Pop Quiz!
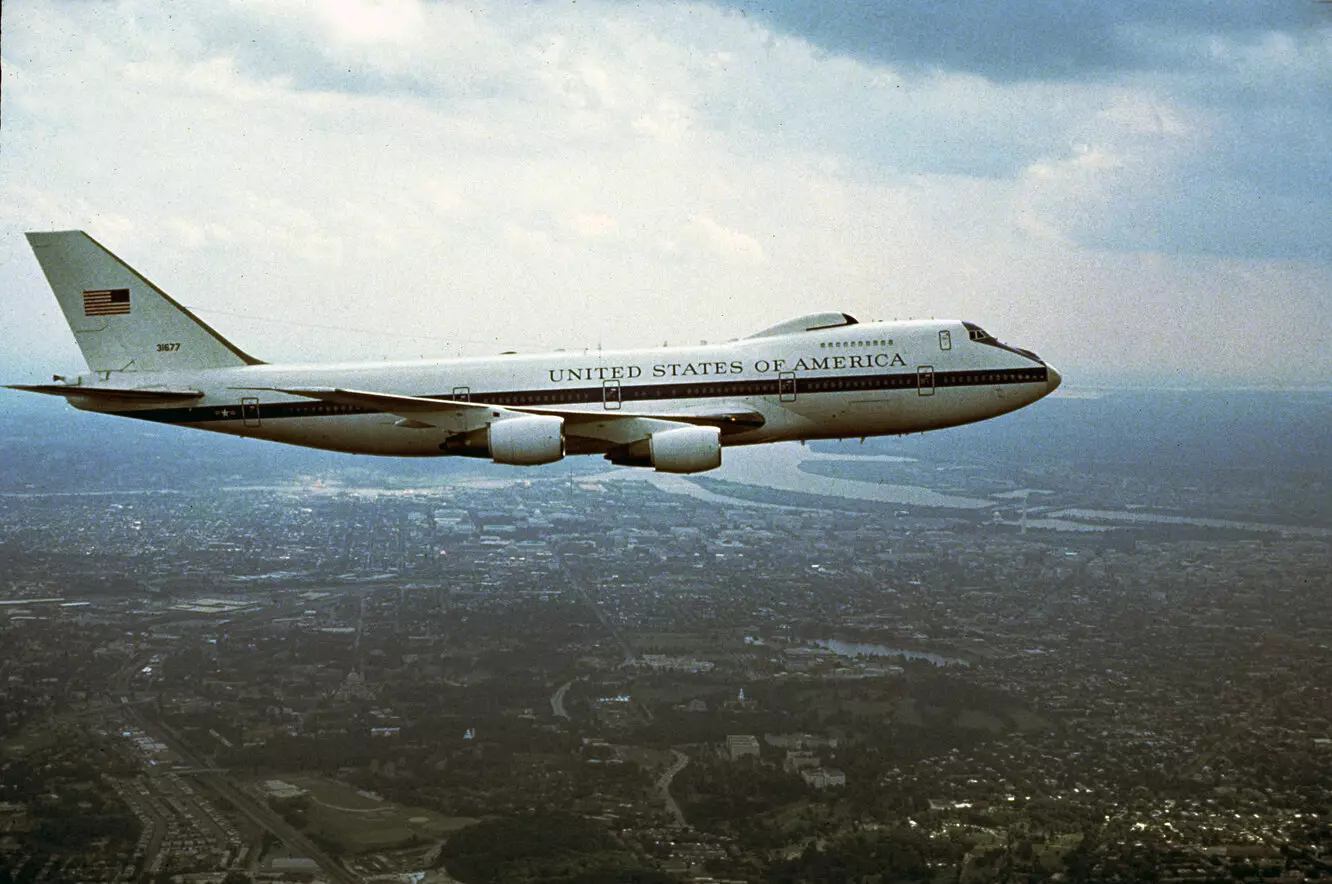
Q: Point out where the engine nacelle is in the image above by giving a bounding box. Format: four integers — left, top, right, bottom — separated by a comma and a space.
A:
649, 426, 722, 474
487, 415, 565, 466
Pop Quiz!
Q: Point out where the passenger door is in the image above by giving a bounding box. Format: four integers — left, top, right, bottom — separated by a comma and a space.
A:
917, 366, 935, 397
602, 380, 622, 410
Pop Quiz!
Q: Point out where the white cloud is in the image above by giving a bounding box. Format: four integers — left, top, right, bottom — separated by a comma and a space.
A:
0, 0, 1328, 386
683, 215, 765, 264
1010, 91, 1215, 254
316, 0, 427, 45
565, 212, 618, 239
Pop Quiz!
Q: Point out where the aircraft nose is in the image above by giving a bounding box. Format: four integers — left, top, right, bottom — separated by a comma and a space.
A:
1045, 365, 1062, 394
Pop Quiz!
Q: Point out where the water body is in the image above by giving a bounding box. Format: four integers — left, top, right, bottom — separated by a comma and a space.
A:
597, 469, 805, 510
593, 443, 993, 511
1043, 508, 1332, 538
814, 638, 969, 667
700, 442, 993, 510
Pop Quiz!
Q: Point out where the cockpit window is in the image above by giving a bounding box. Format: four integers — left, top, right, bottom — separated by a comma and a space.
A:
963, 322, 993, 342
962, 321, 1041, 362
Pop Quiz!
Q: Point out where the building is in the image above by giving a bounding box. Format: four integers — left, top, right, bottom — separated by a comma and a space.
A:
801, 767, 847, 789
784, 750, 820, 773
726, 734, 760, 761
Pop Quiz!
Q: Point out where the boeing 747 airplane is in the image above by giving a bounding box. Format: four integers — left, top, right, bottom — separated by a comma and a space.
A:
10, 231, 1060, 473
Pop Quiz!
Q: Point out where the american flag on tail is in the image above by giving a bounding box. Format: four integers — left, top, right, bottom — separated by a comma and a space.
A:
83, 288, 131, 316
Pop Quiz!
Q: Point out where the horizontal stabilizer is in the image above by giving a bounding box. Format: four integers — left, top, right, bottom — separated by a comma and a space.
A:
7, 383, 204, 401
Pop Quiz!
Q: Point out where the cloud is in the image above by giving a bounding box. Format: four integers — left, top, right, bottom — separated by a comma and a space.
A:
0, 0, 1329, 387
315, 0, 427, 45
684, 215, 765, 264
701, 0, 1332, 82
566, 212, 618, 239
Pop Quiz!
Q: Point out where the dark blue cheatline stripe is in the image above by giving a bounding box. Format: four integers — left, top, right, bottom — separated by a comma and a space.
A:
113, 366, 1050, 424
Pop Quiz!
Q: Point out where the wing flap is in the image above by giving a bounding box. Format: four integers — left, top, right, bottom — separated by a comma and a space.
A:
601, 409, 766, 434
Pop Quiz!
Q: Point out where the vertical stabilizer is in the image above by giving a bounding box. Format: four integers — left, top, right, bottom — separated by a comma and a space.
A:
25, 231, 262, 373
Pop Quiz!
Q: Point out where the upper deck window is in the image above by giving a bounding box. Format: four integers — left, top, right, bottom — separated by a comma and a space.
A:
819, 338, 893, 349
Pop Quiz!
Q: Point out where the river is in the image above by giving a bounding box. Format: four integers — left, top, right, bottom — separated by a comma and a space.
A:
814, 639, 969, 667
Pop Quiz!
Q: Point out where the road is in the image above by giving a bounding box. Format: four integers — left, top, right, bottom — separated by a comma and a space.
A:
550, 679, 573, 720
72, 598, 370, 882
657, 749, 690, 829
120, 703, 361, 884
560, 560, 636, 663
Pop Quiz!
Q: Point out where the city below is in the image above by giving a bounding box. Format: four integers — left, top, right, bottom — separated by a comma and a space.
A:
1, 388, 1329, 884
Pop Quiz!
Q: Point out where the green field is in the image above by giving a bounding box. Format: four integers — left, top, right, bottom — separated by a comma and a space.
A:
288, 774, 477, 853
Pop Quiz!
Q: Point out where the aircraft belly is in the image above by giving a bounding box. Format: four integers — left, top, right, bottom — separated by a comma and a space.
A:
796, 381, 1048, 437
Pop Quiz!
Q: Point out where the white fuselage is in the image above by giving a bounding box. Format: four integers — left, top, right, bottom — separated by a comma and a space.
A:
79, 318, 1059, 461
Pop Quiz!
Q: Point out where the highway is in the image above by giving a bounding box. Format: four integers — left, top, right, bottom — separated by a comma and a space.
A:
108, 651, 360, 883
656, 749, 691, 829
125, 705, 362, 884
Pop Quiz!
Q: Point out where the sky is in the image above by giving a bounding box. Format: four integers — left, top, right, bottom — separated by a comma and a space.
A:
2, 0, 1330, 388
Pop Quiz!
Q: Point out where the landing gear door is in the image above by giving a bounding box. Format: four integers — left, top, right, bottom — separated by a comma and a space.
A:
241, 397, 262, 427
778, 371, 797, 403
917, 366, 935, 397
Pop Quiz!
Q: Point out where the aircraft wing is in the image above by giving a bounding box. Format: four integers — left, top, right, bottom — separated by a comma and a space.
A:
243, 387, 522, 434
248, 386, 763, 445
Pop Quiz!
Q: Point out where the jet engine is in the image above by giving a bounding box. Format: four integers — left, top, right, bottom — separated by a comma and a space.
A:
487, 415, 565, 465
647, 425, 722, 474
